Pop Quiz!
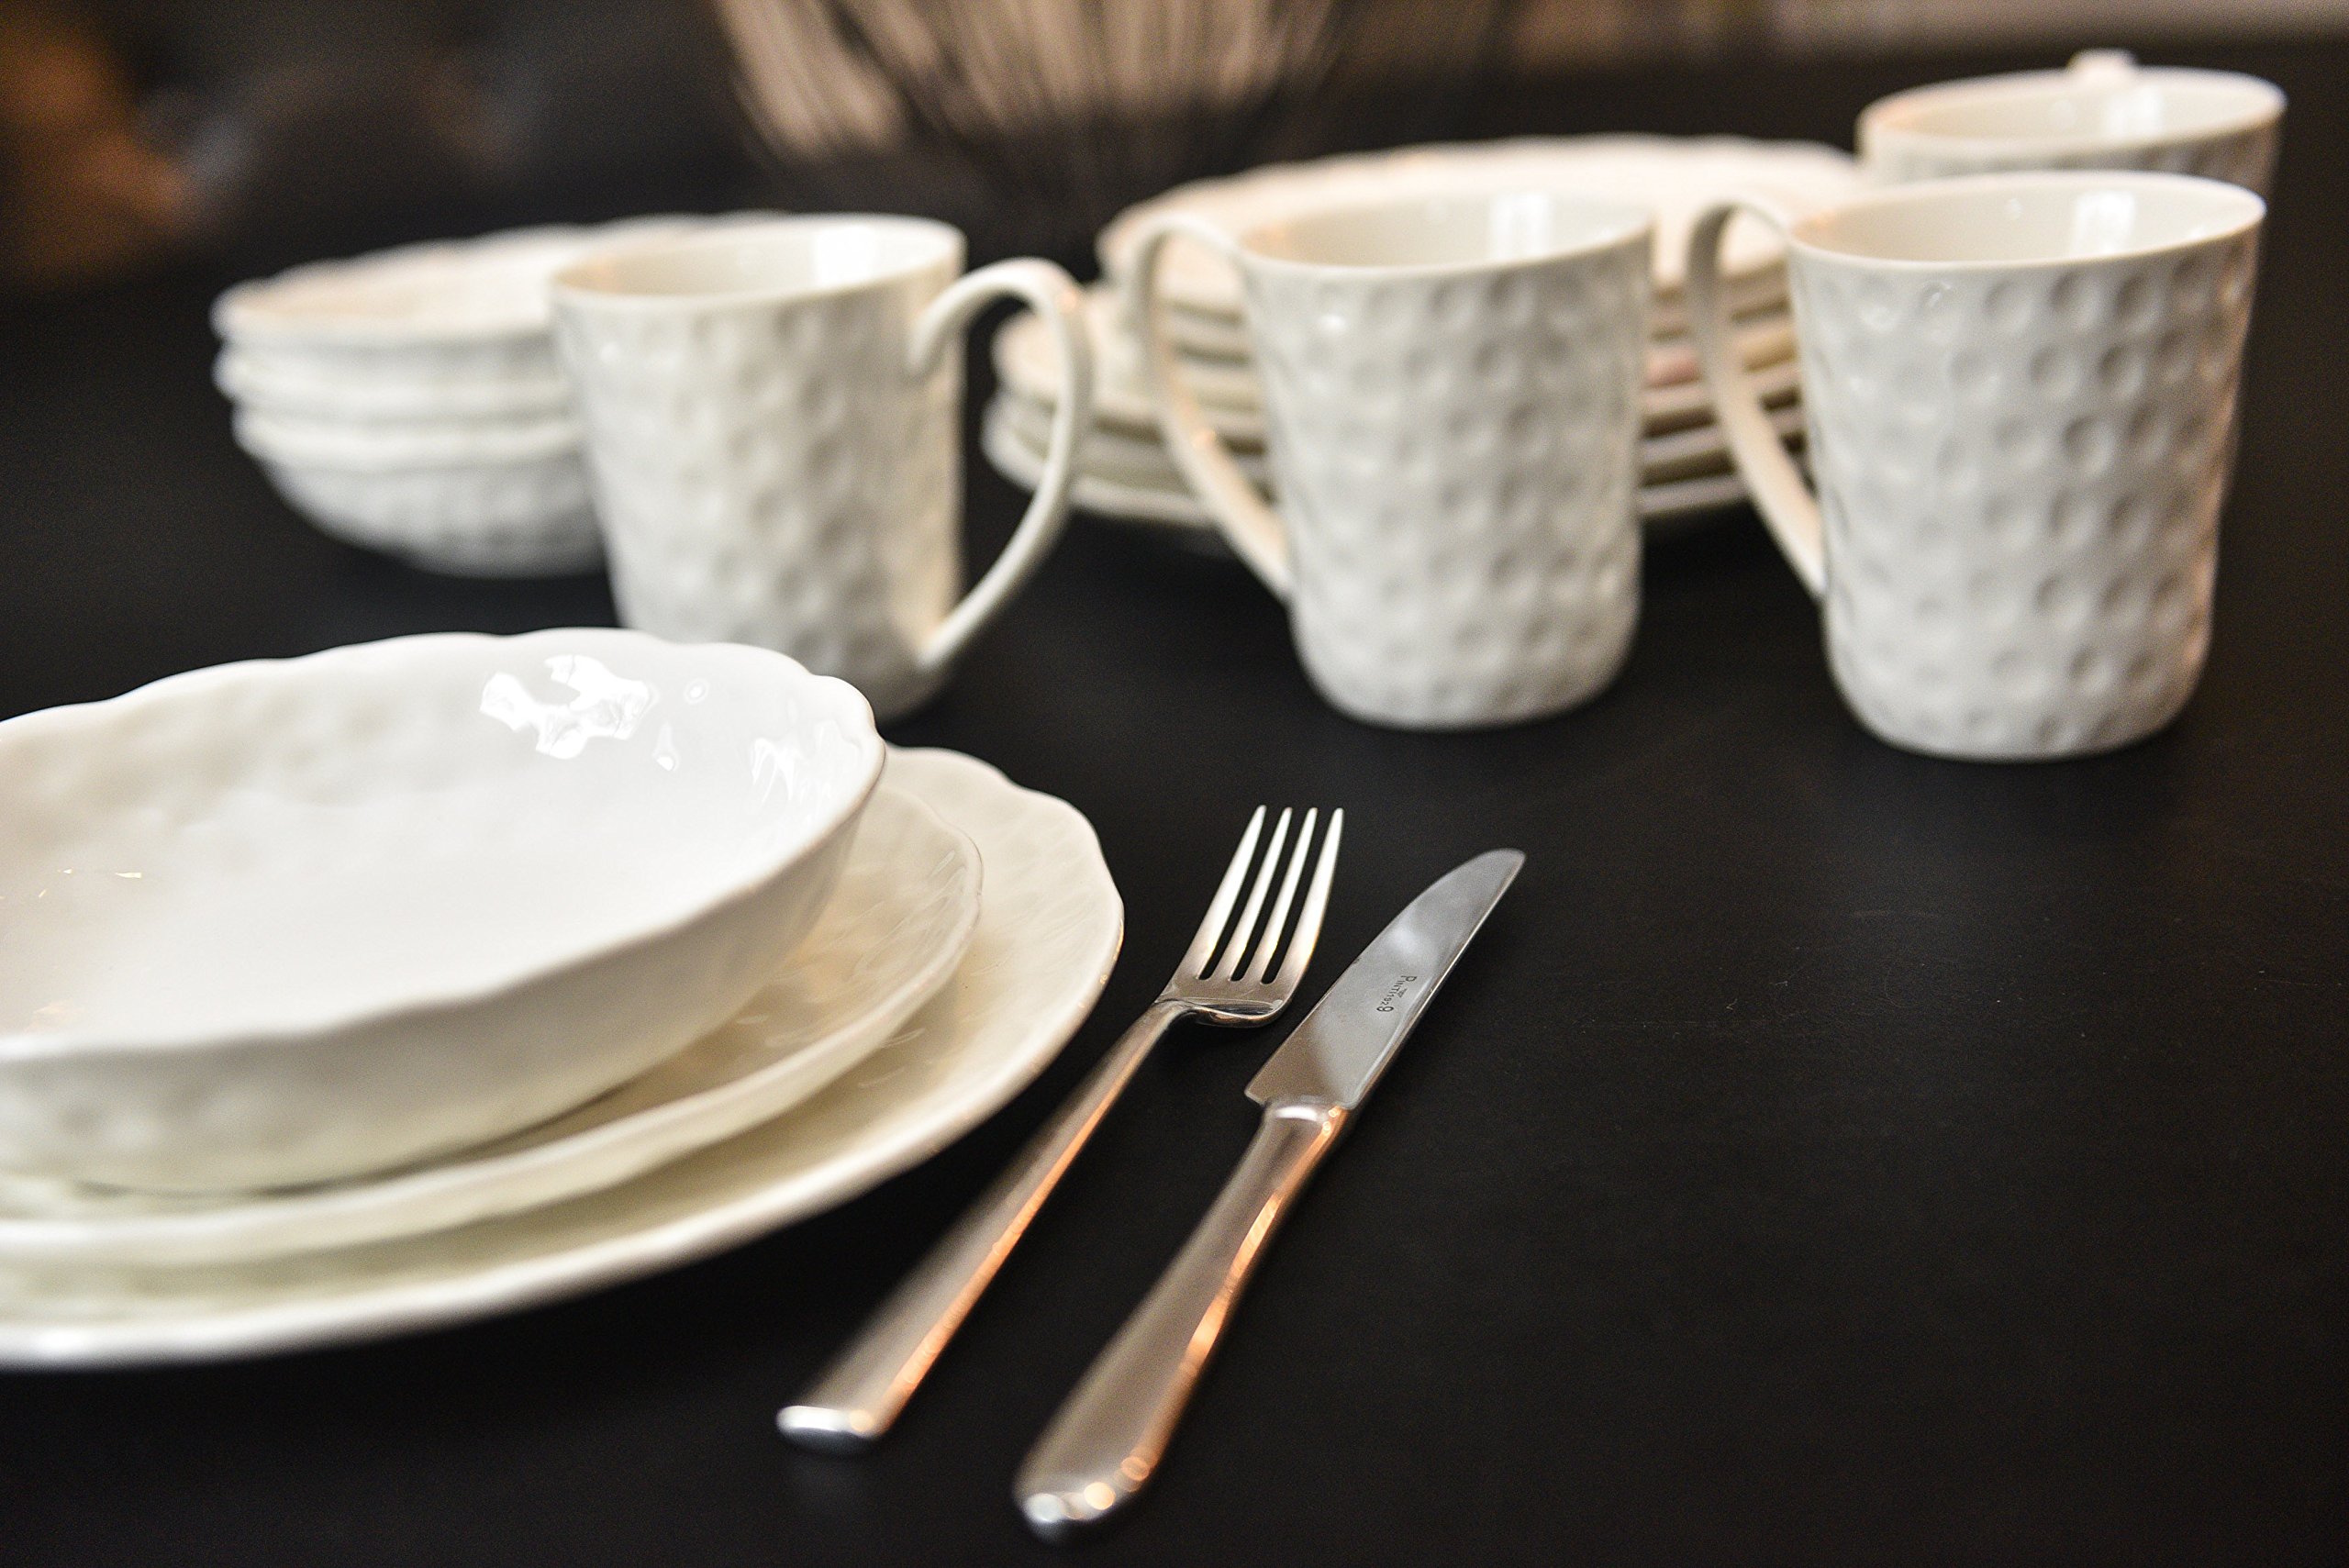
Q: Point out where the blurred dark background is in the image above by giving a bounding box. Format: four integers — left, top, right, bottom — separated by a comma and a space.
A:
5, 0, 2347, 296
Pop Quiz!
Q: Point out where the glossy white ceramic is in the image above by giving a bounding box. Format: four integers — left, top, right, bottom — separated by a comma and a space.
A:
0, 748, 1121, 1367
213, 217, 787, 576
214, 348, 575, 423
1687, 171, 2265, 761
227, 368, 601, 577
1128, 191, 1654, 729
214, 217, 775, 348
224, 355, 600, 577
1135, 260, 1791, 358
232, 408, 581, 466
1860, 51, 2283, 195
988, 384, 1797, 495
1098, 136, 1860, 317
0, 784, 977, 1266
0, 629, 885, 1190
990, 283, 1797, 446
551, 217, 1095, 721
239, 447, 602, 577
977, 398, 1758, 544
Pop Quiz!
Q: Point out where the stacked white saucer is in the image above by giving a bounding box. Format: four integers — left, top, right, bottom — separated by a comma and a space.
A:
0, 631, 1121, 1365
214, 217, 767, 577
981, 136, 1859, 543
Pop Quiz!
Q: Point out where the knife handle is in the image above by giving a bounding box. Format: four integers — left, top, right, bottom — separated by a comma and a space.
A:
1016, 1098, 1348, 1540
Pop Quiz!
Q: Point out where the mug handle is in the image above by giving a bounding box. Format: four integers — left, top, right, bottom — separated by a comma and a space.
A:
906, 259, 1096, 678
1121, 215, 1294, 600
1686, 197, 1826, 600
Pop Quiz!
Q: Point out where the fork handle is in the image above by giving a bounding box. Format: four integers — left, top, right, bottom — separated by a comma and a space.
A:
780, 997, 1190, 1451
1016, 1098, 1348, 1539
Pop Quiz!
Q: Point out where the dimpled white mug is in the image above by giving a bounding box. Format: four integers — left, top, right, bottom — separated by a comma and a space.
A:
1687, 171, 2265, 762
552, 217, 1093, 720
1860, 50, 2284, 195
1125, 191, 1654, 730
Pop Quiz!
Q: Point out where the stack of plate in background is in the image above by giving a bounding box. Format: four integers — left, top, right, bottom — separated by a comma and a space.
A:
213, 217, 763, 577
982, 137, 1861, 544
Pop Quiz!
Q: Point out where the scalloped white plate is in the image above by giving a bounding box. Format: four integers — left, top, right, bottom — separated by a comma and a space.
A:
980, 396, 1774, 539
986, 384, 1802, 493
990, 286, 1797, 446
0, 748, 1121, 1366
1144, 264, 1792, 353
1097, 135, 1862, 315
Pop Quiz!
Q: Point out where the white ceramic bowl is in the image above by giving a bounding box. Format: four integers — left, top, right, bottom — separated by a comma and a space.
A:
214, 346, 575, 424
1859, 52, 2283, 193
0, 629, 885, 1191
210, 215, 783, 380
214, 219, 712, 347
244, 451, 602, 576
213, 227, 616, 399
231, 409, 600, 577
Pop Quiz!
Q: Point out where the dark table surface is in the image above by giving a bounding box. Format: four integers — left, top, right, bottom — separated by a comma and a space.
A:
3, 39, 2344, 1568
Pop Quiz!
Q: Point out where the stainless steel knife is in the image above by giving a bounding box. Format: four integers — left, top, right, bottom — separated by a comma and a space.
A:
1015, 849, 1525, 1540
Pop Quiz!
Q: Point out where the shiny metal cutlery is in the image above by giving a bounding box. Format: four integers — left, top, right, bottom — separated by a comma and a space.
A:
780, 806, 1343, 1452
1015, 849, 1523, 1539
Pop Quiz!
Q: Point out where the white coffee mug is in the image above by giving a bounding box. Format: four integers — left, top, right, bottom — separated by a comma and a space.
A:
1860, 50, 2284, 195
551, 216, 1093, 720
1125, 192, 1654, 729
1687, 171, 2264, 762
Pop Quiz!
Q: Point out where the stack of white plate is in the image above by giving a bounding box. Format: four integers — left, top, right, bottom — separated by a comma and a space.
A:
214, 217, 764, 577
981, 137, 1861, 544
0, 631, 1122, 1365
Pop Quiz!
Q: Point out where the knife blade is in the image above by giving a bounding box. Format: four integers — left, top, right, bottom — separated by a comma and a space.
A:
1246, 847, 1523, 1110
1018, 848, 1523, 1540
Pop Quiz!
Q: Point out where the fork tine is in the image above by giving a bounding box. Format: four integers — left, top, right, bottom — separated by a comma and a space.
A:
1243, 808, 1317, 983
1269, 807, 1342, 994
1217, 808, 1293, 980
1178, 806, 1264, 979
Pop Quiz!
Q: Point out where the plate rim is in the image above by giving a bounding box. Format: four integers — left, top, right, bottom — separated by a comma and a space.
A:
1097, 134, 1861, 309
980, 396, 1761, 530
0, 785, 985, 1268
0, 747, 1123, 1366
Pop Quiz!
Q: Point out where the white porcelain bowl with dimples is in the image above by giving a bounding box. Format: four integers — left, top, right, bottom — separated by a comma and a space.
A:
0, 628, 884, 1192
229, 408, 602, 576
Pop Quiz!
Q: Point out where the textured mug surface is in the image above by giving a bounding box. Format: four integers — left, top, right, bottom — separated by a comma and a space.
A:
1128, 193, 1654, 729
1687, 172, 2265, 761
1859, 51, 2283, 195
552, 217, 1090, 720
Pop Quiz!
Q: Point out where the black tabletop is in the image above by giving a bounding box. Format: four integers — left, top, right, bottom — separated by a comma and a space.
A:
3, 41, 2343, 1568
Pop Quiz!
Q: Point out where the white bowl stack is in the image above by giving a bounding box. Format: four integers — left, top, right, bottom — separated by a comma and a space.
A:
213, 217, 758, 577
981, 137, 1864, 544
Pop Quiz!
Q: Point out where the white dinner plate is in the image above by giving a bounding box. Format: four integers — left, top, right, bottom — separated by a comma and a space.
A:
986, 387, 1801, 494
980, 398, 1762, 539
0, 785, 981, 1268
991, 291, 1797, 447
0, 749, 1121, 1366
1147, 262, 1792, 354
1097, 135, 1861, 316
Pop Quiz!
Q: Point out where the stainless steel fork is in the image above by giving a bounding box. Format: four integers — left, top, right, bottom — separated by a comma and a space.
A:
779, 806, 1342, 1452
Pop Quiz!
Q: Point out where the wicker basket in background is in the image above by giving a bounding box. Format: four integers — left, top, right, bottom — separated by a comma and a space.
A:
710, 0, 1520, 262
